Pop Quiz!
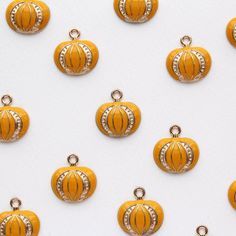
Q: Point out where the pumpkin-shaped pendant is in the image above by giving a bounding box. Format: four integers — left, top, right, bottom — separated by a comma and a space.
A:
0, 198, 40, 236
228, 181, 236, 210
226, 18, 236, 47
51, 154, 97, 203
166, 36, 212, 83
118, 187, 164, 236
0, 95, 30, 143
96, 90, 141, 138
6, 0, 50, 34
54, 29, 99, 76
114, 0, 158, 23
153, 125, 200, 174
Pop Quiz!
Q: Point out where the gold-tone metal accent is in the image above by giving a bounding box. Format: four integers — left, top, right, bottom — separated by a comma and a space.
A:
67, 154, 79, 166
180, 35, 192, 47
196, 226, 208, 236
1, 95, 13, 106
169, 125, 182, 138
111, 89, 123, 102
69, 29, 81, 40
10, 198, 22, 211
134, 187, 146, 200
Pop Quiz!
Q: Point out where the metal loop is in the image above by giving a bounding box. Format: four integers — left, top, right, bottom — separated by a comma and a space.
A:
170, 125, 182, 138
1, 95, 13, 106
69, 29, 81, 40
10, 198, 22, 211
134, 187, 146, 200
180, 35, 192, 47
111, 90, 123, 102
67, 154, 79, 166
196, 226, 208, 236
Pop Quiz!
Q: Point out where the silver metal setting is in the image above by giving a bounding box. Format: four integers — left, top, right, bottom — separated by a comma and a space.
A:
100, 105, 135, 137
0, 215, 33, 236
56, 170, 90, 202
172, 50, 206, 82
159, 141, 194, 173
233, 24, 236, 41
59, 43, 93, 75
118, 0, 153, 23
10, 2, 43, 33
0, 110, 23, 142
123, 204, 158, 236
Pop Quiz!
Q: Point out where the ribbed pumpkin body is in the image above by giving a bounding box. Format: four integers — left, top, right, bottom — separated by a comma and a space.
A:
0, 106, 29, 142
154, 137, 199, 174
118, 200, 164, 235
228, 181, 236, 210
0, 210, 40, 236
114, 0, 158, 23
54, 40, 99, 76
226, 18, 236, 47
6, 0, 50, 34
166, 47, 211, 82
51, 166, 97, 202
96, 101, 141, 137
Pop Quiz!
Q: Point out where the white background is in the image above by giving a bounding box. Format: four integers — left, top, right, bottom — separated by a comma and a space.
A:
0, 0, 236, 235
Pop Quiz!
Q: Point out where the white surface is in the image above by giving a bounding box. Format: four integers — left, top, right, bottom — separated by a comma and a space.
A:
0, 0, 236, 235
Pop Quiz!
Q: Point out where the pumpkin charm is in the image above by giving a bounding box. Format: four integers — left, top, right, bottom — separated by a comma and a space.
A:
153, 125, 200, 174
0, 95, 30, 143
118, 187, 164, 236
0, 198, 40, 236
96, 90, 141, 138
166, 36, 212, 83
6, 0, 50, 34
114, 0, 158, 23
228, 181, 236, 210
54, 29, 99, 76
226, 18, 236, 47
51, 154, 97, 203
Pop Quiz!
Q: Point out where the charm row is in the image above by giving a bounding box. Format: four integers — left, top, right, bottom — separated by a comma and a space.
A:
4, 0, 236, 83
1, 91, 236, 235
0, 195, 209, 236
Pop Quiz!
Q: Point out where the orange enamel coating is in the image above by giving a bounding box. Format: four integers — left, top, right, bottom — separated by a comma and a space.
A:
118, 200, 164, 235
0, 106, 29, 142
166, 45, 212, 83
114, 0, 158, 23
51, 166, 97, 202
226, 18, 236, 47
6, 0, 50, 34
96, 101, 141, 138
54, 39, 99, 76
153, 137, 199, 174
228, 181, 236, 210
0, 210, 40, 236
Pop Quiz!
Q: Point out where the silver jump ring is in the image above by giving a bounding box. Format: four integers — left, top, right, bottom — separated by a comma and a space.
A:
10, 198, 22, 211
111, 90, 123, 102
69, 29, 81, 40
196, 226, 208, 236
67, 154, 79, 166
134, 187, 146, 200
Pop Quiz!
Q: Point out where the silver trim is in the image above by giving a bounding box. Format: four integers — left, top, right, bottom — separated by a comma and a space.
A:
172, 50, 206, 82
10, 2, 43, 33
123, 204, 158, 236
118, 0, 153, 23
159, 141, 194, 173
0, 214, 33, 236
100, 105, 135, 137
59, 43, 93, 75
56, 170, 90, 202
